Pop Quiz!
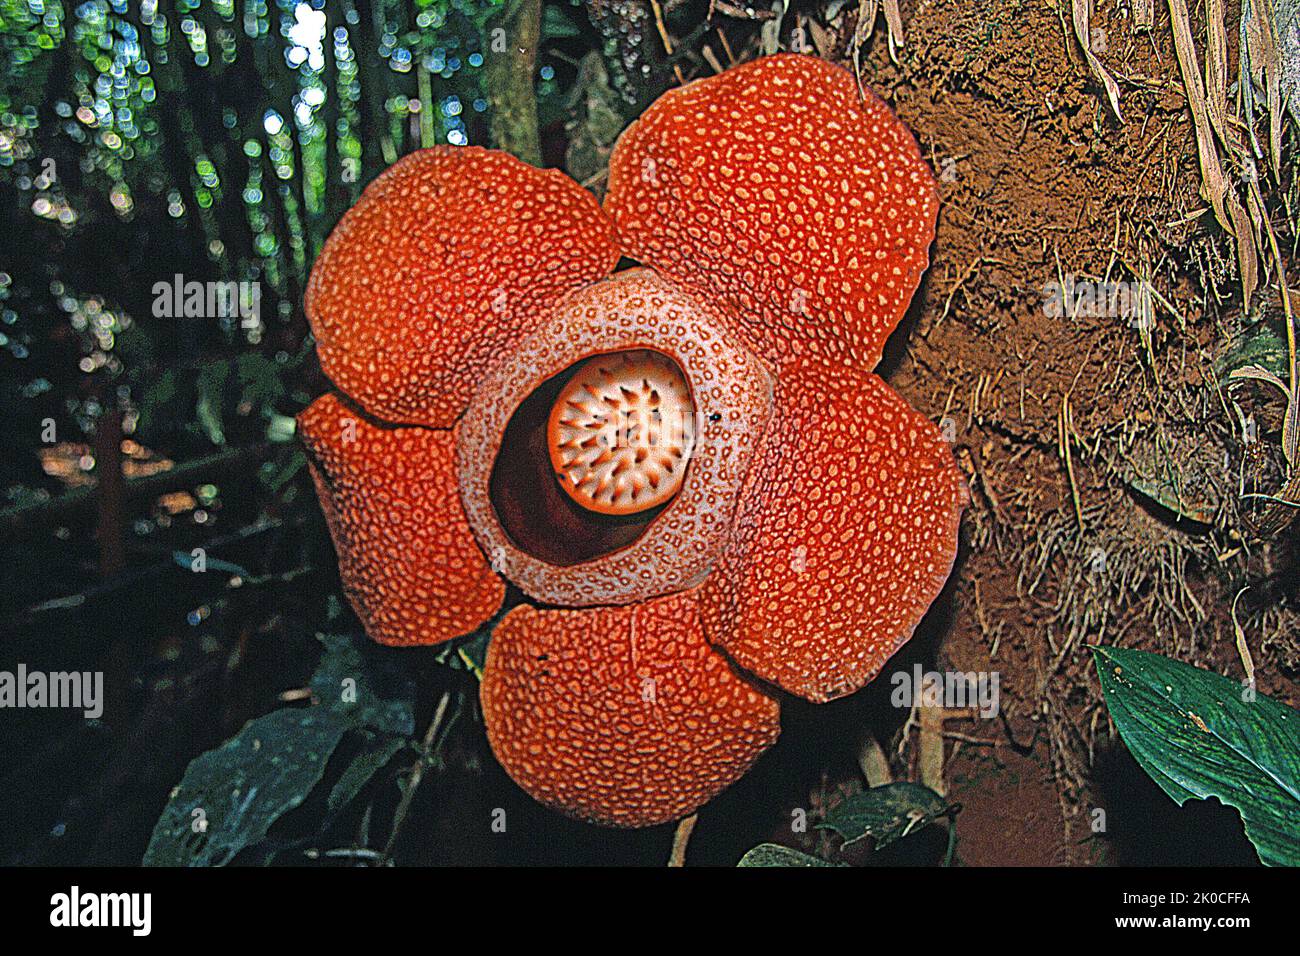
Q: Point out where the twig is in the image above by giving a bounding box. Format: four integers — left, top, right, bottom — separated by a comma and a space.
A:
1058, 394, 1085, 531
857, 733, 893, 786
1, 443, 270, 535
701, 44, 724, 74
649, 0, 686, 85
917, 704, 946, 795
95, 404, 126, 577
667, 813, 698, 866
314, 847, 387, 861
1230, 587, 1257, 686
4, 514, 297, 633
942, 732, 1001, 746
933, 255, 1000, 330
709, 1, 778, 19
380, 691, 452, 863
716, 26, 736, 64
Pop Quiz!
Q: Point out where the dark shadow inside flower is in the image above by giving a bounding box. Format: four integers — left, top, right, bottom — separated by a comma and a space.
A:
488, 348, 695, 566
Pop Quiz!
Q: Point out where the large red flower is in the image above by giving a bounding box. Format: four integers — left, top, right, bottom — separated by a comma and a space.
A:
298, 54, 964, 828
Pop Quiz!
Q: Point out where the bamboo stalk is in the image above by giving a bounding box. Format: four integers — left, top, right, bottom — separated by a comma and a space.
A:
485, 0, 543, 166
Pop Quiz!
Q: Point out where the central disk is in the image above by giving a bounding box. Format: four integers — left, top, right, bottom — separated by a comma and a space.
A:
546, 349, 696, 515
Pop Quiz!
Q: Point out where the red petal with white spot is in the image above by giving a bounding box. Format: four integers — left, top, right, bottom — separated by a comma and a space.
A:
481, 590, 780, 827
299, 392, 504, 646
605, 54, 938, 370
699, 358, 964, 702
307, 147, 620, 427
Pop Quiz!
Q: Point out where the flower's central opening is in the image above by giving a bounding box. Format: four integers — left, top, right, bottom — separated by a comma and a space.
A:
546, 350, 696, 516
487, 348, 695, 567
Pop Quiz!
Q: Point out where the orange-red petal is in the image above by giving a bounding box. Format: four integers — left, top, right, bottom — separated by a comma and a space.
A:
605, 53, 937, 369
299, 392, 504, 646
481, 590, 781, 828
699, 359, 964, 703
306, 147, 621, 427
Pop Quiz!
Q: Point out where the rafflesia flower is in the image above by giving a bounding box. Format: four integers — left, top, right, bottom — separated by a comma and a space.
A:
298, 54, 964, 828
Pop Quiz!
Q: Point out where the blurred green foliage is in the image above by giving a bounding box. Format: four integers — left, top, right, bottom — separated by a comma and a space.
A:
0, 0, 603, 495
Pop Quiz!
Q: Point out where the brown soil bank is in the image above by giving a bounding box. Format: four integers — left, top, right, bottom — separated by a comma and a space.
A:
844, 0, 1298, 863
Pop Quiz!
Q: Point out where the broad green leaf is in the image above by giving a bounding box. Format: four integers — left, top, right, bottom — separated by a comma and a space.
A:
1218, 324, 1290, 383
145, 635, 415, 865
816, 782, 954, 849
1093, 645, 1300, 866
737, 844, 839, 867
143, 707, 350, 866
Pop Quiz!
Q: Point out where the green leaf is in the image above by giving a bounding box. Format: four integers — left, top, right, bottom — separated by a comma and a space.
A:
326, 733, 407, 813
143, 707, 350, 866
235, 352, 286, 410
309, 633, 415, 737
816, 782, 955, 849
195, 361, 230, 446
259, 449, 305, 492
434, 613, 503, 680
455, 628, 492, 679
265, 412, 298, 444
1093, 645, 1300, 866
135, 369, 179, 439
1217, 323, 1291, 383
144, 635, 415, 865
1230, 363, 1290, 398
737, 844, 839, 867
562, 53, 627, 188
1230, 364, 1299, 464
170, 550, 250, 576
540, 5, 581, 39
1119, 428, 1221, 524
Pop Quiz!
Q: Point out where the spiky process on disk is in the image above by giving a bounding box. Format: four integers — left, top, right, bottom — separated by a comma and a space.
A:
546, 348, 697, 516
